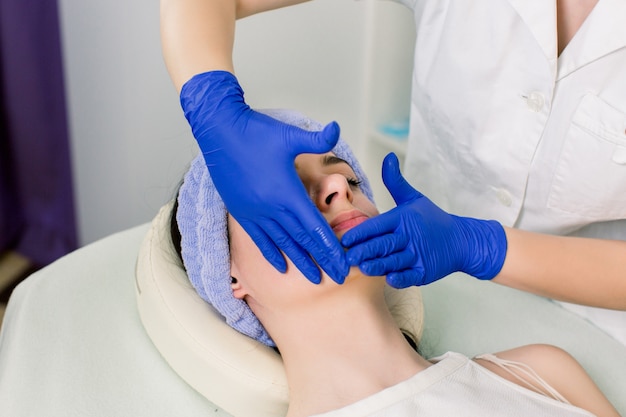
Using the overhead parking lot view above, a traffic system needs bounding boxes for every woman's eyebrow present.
[321,155,351,168]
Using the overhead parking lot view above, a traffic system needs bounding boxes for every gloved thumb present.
[382,153,423,205]
[287,121,340,156]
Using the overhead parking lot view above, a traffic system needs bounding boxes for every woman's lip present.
[331,211,369,233]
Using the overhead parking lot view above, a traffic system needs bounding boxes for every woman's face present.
[228,152,381,310]
[294,152,379,240]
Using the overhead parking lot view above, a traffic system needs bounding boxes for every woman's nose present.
[316,174,353,210]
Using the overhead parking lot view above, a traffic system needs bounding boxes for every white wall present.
[58,0,370,246]
[234,2,370,148]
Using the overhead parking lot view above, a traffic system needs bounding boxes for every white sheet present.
[0,225,229,417]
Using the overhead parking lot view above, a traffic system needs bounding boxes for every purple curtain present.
[0,0,77,267]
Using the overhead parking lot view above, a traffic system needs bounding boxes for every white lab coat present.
[393,0,626,343]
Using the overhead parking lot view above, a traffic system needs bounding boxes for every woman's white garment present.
[392,0,626,344]
[311,352,594,417]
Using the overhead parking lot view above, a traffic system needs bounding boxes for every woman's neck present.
[259,289,430,417]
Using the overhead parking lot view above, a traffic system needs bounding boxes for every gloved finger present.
[345,233,408,266]
[279,197,348,284]
[284,121,341,157]
[381,153,424,206]
[309,224,349,284]
[296,195,350,283]
[262,218,323,285]
[241,220,287,273]
[386,268,426,289]
[341,212,399,247]
[358,250,416,277]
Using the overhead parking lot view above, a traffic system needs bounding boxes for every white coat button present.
[496,189,512,206]
[526,92,545,112]
[612,146,626,165]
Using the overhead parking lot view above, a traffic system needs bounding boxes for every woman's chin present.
[315,261,384,287]
[343,265,384,284]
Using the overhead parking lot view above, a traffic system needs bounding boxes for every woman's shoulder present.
[474,344,619,417]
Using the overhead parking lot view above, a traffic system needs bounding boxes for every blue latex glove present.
[342,153,507,288]
[180,71,349,284]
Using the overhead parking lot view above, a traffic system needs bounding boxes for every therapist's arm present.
[160,0,310,91]
[159,0,351,285]
[494,228,626,310]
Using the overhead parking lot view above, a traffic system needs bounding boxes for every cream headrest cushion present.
[135,201,424,417]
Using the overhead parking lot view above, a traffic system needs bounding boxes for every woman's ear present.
[231,276,247,300]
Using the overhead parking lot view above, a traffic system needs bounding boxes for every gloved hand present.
[180,71,349,284]
[342,153,507,288]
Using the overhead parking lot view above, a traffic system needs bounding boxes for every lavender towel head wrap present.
[177,109,374,346]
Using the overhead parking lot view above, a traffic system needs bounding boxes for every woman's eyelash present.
[347,177,362,188]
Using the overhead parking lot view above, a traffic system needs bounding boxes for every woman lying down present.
[171,111,619,417]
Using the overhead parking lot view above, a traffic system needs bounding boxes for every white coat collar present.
[557,0,626,80]
[507,0,626,80]
[505,0,558,75]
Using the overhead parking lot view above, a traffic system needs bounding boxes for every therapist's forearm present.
[160,0,311,92]
[161,0,235,91]
[493,227,626,310]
